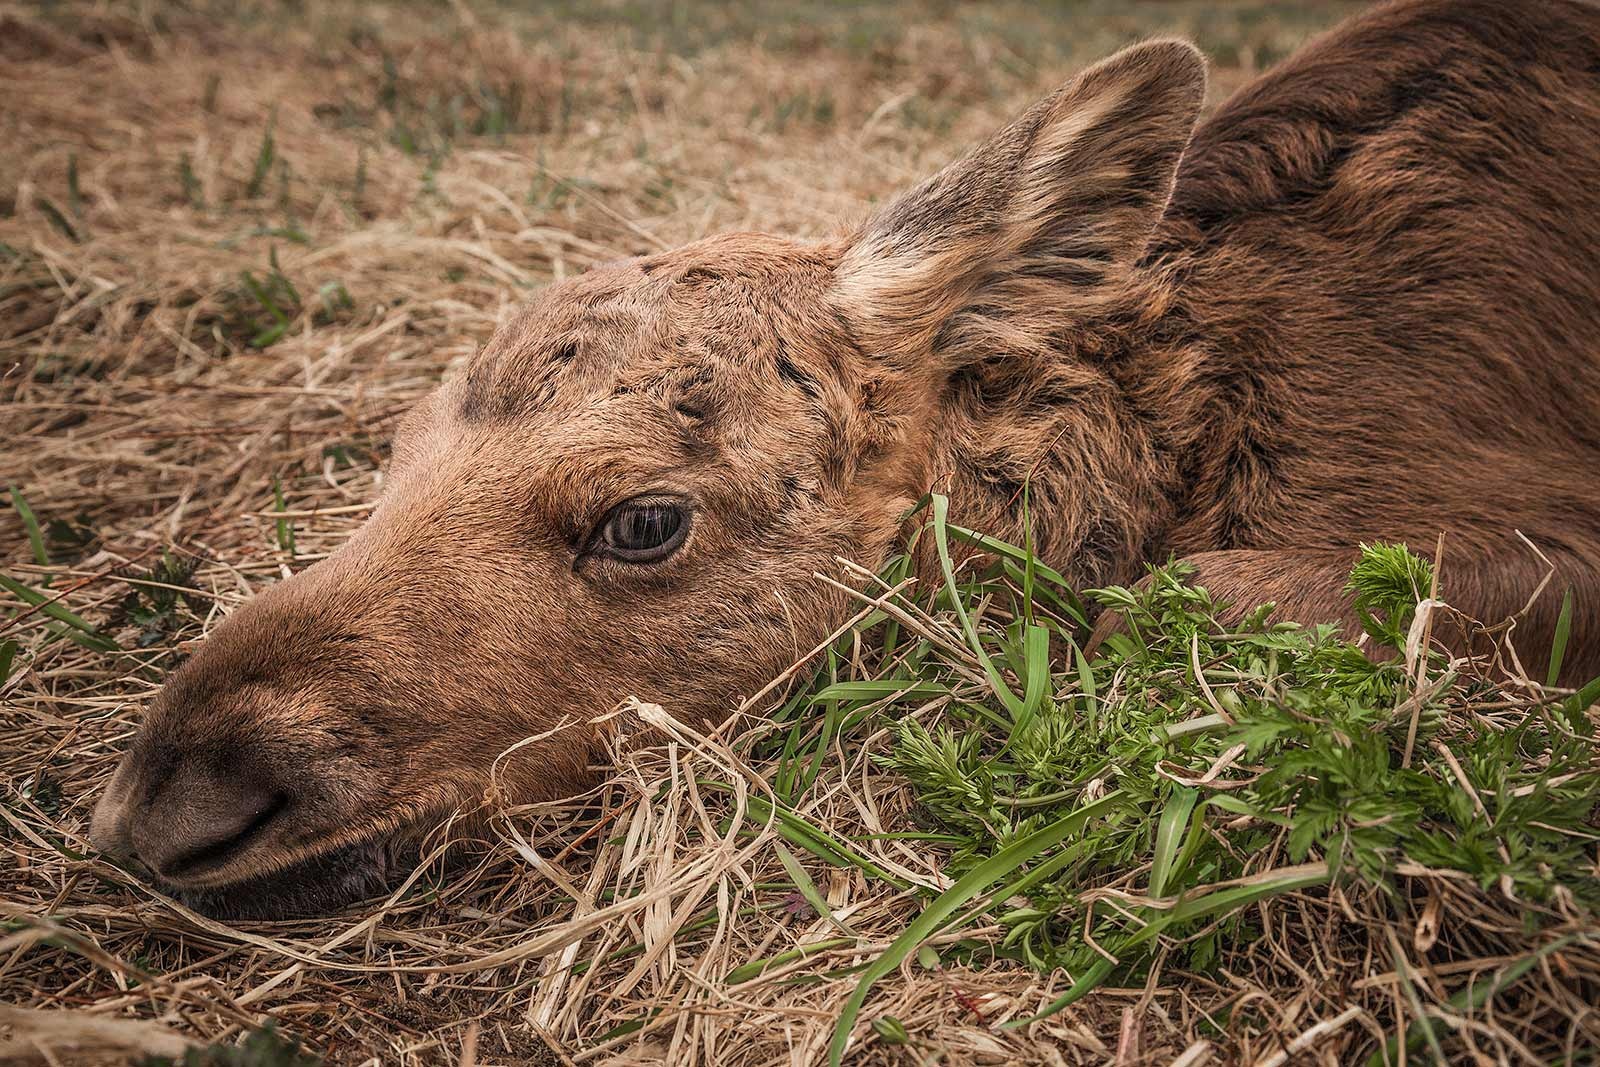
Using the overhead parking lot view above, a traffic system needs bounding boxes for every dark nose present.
[91,754,286,882]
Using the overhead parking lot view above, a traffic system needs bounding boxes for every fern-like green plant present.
[1345,540,1436,647]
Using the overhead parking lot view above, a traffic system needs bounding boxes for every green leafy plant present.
[1345,540,1435,647]
[271,475,297,557]
[755,496,1598,1066]
[230,244,353,349]
[244,112,277,200]
[237,248,301,348]
[110,551,203,648]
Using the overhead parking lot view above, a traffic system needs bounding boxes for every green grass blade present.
[1020,482,1036,625]
[1017,624,1050,726]
[1002,957,1115,1029]
[1547,587,1573,688]
[242,271,289,324]
[1074,641,1098,732]
[1562,674,1600,735]
[827,790,1123,1066]
[990,623,1052,761]
[1150,787,1199,898]
[8,487,48,565]
[246,112,276,198]
[272,475,297,557]
[1012,861,1332,1026]
[984,836,1102,914]
[808,680,948,703]
[727,937,854,985]
[740,794,909,889]
[999,559,1085,625]
[1120,863,1332,959]
[35,197,80,242]
[0,573,118,652]
[929,494,1024,718]
[798,688,847,799]
[66,154,83,217]
[945,522,1088,626]
[772,715,807,803]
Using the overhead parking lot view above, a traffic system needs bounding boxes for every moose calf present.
[92,0,1600,916]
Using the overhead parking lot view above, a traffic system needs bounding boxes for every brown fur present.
[92,0,1600,916]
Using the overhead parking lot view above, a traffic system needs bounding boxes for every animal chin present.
[160,837,413,920]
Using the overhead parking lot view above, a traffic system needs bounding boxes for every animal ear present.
[835,39,1206,365]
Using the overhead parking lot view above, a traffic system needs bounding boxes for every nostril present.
[156,793,289,878]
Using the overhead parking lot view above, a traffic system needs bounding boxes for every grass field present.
[4,1,1598,1064]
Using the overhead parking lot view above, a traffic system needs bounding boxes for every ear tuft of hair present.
[836,39,1207,368]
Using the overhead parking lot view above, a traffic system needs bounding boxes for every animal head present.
[91,40,1205,916]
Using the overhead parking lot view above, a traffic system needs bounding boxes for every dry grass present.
[7,2,1596,1065]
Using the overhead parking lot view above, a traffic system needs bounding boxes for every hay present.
[3,2,1595,1065]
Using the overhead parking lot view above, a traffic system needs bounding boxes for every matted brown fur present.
[83,0,1600,918]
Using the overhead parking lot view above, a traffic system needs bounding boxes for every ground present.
[14,2,1586,1065]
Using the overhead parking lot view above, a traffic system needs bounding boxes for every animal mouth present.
[153,834,417,921]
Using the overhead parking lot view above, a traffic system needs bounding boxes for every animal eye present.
[597,497,690,563]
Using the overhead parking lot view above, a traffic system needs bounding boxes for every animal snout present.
[90,751,288,884]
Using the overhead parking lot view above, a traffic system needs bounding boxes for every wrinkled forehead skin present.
[441,232,857,441]
[389,233,874,547]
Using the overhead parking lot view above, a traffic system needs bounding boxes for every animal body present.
[92,0,1600,917]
